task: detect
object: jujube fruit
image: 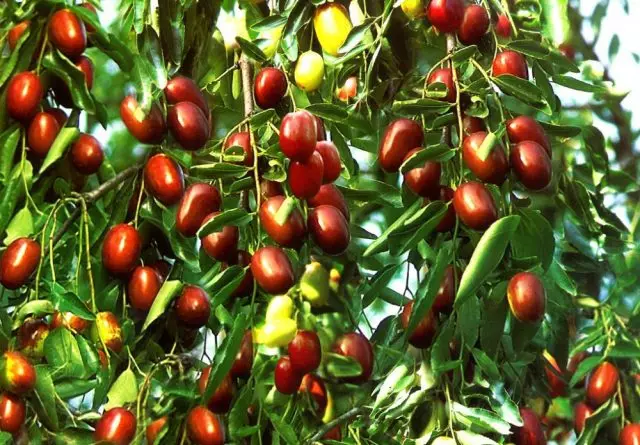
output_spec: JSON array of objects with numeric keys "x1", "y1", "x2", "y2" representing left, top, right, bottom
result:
[
  {"x1": 275, "y1": 356, "x2": 302, "y2": 394},
  {"x1": 378, "y1": 118, "x2": 424, "y2": 172},
  {"x1": 510, "y1": 141, "x2": 552, "y2": 190},
  {"x1": 230, "y1": 330, "x2": 253, "y2": 379},
  {"x1": 298, "y1": 373, "x2": 327, "y2": 414},
  {"x1": 323, "y1": 426, "x2": 342, "y2": 441},
  {"x1": 120, "y1": 96, "x2": 166, "y2": 144},
  {"x1": 186, "y1": 406, "x2": 225, "y2": 445},
  {"x1": 279, "y1": 110, "x2": 317, "y2": 161},
  {"x1": 308, "y1": 205, "x2": 351, "y2": 255},
  {"x1": 513, "y1": 407, "x2": 546, "y2": 445},
  {"x1": 27, "y1": 111, "x2": 61, "y2": 158},
  {"x1": 543, "y1": 353, "x2": 566, "y2": 398},
  {"x1": 199, "y1": 368, "x2": 235, "y2": 413},
  {"x1": 288, "y1": 330, "x2": 322, "y2": 375},
  {"x1": 250, "y1": 246, "x2": 295, "y2": 294},
  {"x1": 507, "y1": 272, "x2": 546, "y2": 323},
  {"x1": 288, "y1": 150, "x2": 324, "y2": 199},
  {"x1": 427, "y1": 0, "x2": 465, "y2": 33},
  {"x1": 0, "y1": 237, "x2": 41, "y2": 290},
  {"x1": 427, "y1": 68, "x2": 456, "y2": 102},
  {"x1": 167, "y1": 101, "x2": 210, "y2": 150},
  {"x1": 574, "y1": 402, "x2": 593, "y2": 435},
  {"x1": 259, "y1": 196, "x2": 306, "y2": 249},
  {"x1": 432, "y1": 265, "x2": 457, "y2": 313},
  {"x1": 492, "y1": 50, "x2": 529, "y2": 79},
  {"x1": 294, "y1": 51, "x2": 325, "y2": 92},
  {"x1": 401, "y1": 0, "x2": 424, "y2": 20},
  {"x1": 403, "y1": 148, "x2": 441, "y2": 198},
  {"x1": 143, "y1": 153, "x2": 185, "y2": 205},
  {"x1": 462, "y1": 115, "x2": 484, "y2": 135},
  {"x1": 8, "y1": 21, "x2": 29, "y2": 50},
  {"x1": 175, "y1": 285, "x2": 211, "y2": 328},
  {"x1": 93, "y1": 407, "x2": 136, "y2": 445},
  {"x1": 315, "y1": 141, "x2": 341, "y2": 183},
  {"x1": 400, "y1": 301, "x2": 438, "y2": 348},
  {"x1": 47, "y1": 108, "x2": 68, "y2": 127},
  {"x1": 308, "y1": 184, "x2": 350, "y2": 220},
  {"x1": 506, "y1": 116, "x2": 551, "y2": 156},
  {"x1": 0, "y1": 392, "x2": 25, "y2": 435},
  {"x1": 559, "y1": 43, "x2": 575, "y2": 60},
  {"x1": 48, "y1": 9, "x2": 87, "y2": 58},
  {"x1": 453, "y1": 181, "x2": 498, "y2": 230},
  {"x1": 17, "y1": 318, "x2": 49, "y2": 358},
  {"x1": 201, "y1": 212, "x2": 239, "y2": 263},
  {"x1": 91, "y1": 312, "x2": 123, "y2": 353},
  {"x1": 102, "y1": 224, "x2": 141, "y2": 276},
  {"x1": 586, "y1": 362, "x2": 619, "y2": 408},
  {"x1": 50, "y1": 311, "x2": 89, "y2": 333},
  {"x1": 6, "y1": 72, "x2": 43, "y2": 122},
  {"x1": 313, "y1": 3, "x2": 352, "y2": 56},
  {"x1": 127, "y1": 266, "x2": 163, "y2": 311},
  {"x1": 332, "y1": 332, "x2": 374, "y2": 383},
  {"x1": 462, "y1": 131, "x2": 509, "y2": 185},
  {"x1": 224, "y1": 131, "x2": 254, "y2": 166},
  {"x1": 337, "y1": 76, "x2": 358, "y2": 101},
  {"x1": 164, "y1": 75, "x2": 209, "y2": 115},
  {"x1": 0, "y1": 351, "x2": 36, "y2": 394},
  {"x1": 620, "y1": 424, "x2": 640, "y2": 445},
  {"x1": 70, "y1": 133, "x2": 104, "y2": 175},
  {"x1": 75, "y1": 55, "x2": 94, "y2": 89},
  {"x1": 175, "y1": 183, "x2": 221, "y2": 237},
  {"x1": 231, "y1": 250, "x2": 254, "y2": 299},
  {"x1": 428, "y1": 186, "x2": 456, "y2": 232},
  {"x1": 260, "y1": 179, "x2": 284, "y2": 201},
  {"x1": 254, "y1": 67, "x2": 287, "y2": 109},
  {"x1": 314, "y1": 115, "x2": 326, "y2": 141},
  {"x1": 146, "y1": 416, "x2": 168, "y2": 444},
  {"x1": 457, "y1": 5, "x2": 489, "y2": 45},
  {"x1": 495, "y1": 14, "x2": 511, "y2": 38}
]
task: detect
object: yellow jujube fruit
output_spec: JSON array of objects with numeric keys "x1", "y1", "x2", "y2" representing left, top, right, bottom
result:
[
  {"x1": 400, "y1": 0, "x2": 424, "y2": 20},
  {"x1": 294, "y1": 51, "x2": 325, "y2": 92},
  {"x1": 300, "y1": 262, "x2": 330, "y2": 307},
  {"x1": 266, "y1": 295, "x2": 294, "y2": 321},
  {"x1": 313, "y1": 3, "x2": 352, "y2": 56},
  {"x1": 254, "y1": 318, "x2": 297, "y2": 347}
]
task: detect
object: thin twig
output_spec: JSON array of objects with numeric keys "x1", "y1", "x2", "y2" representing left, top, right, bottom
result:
[{"x1": 305, "y1": 407, "x2": 368, "y2": 444}]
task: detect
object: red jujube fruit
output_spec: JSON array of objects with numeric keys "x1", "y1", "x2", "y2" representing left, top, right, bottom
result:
[
  {"x1": 164, "y1": 75, "x2": 209, "y2": 115},
  {"x1": 288, "y1": 330, "x2": 322, "y2": 375},
  {"x1": 620, "y1": 424, "x2": 640, "y2": 445},
  {"x1": 308, "y1": 184, "x2": 350, "y2": 220},
  {"x1": 0, "y1": 238, "x2": 41, "y2": 290},
  {"x1": 175, "y1": 285, "x2": 211, "y2": 328},
  {"x1": 574, "y1": 402, "x2": 593, "y2": 436},
  {"x1": 453, "y1": 181, "x2": 498, "y2": 230},
  {"x1": 70, "y1": 133, "x2": 104, "y2": 175},
  {"x1": 8, "y1": 21, "x2": 29, "y2": 50},
  {"x1": 462, "y1": 131, "x2": 509, "y2": 185},
  {"x1": 506, "y1": 116, "x2": 551, "y2": 156},
  {"x1": 462, "y1": 115, "x2": 485, "y2": 135},
  {"x1": 201, "y1": 212, "x2": 239, "y2": 263},
  {"x1": 0, "y1": 352, "x2": 36, "y2": 394},
  {"x1": 101, "y1": 224, "x2": 141, "y2": 276},
  {"x1": 254, "y1": 67, "x2": 287, "y2": 109},
  {"x1": 259, "y1": 196, "x2": 306, "y2": 249},
  {"x1": 48, "y1": 9, "x2": 87, "y2": 58},
  {"x1": 120, "y1": 96, "x2": 166, "y2": 144},
  {"x1": 308, "y1": 205, "x2": 351, "y2": 255},
  {"x1": 230, "y1": 330, "x2": 253, "y2": 379},
  {"x1": 93, "y1": 408, "x2": 136, "y2": 445},
  {"x1": 199, "y1": 367, "x2": 235, "y2": 413},
  {"x1": 332, "y1": 332, "x2": 374, "y2": 383},
  {"x1": 0, "y1": 392, "x2": 26, "y2": 435},
  {"x1": 492, "y1": 50, "x2": 529, "y2": 79},
  {"x1": 403, "y1": 148, "x2": 441, "y2": 198},
  {"x1": 510, "y1": 141, "x2": 552, "y2": 190},
  {"x1": 175, "y1": 183, "x2": 221, "y2": 237},
  {"x1": 6, "y1": 72, "x2": 43, "y2": 122},
  {"x1": 400, "y1": 301, "x2": 438, "y2": 348},
  {"x1": 298, "y1": 374, "x2": 328, "y2": 414},
  {"x1": 507, "y1": 272, "x2": 546, "y2": 323},
  {"x1": 279, "y1": 110, "x2": 317, "y2": 161},
  {"x1": 127, "y1": 266, "x2": 163, "y2": 311},
  {"x1": 432, "y1": 265, "x2": 457, "y2": 313},
  {"x1": 586, "y1": 362, "x2": 619, "y2": 408},
  {"x1": 250, "y1": 246, "x2": 295, "y2": 294},
  {"x1": 167, "y1": 101, "x2": 210, "y2": 150},
  {"x1": 378, "y1": 118, "x2": 424, "y2": 172},
  {"x1": 513, "y1": 407, "x2": 546, "y2": 445},
  {"x1": 146, "y1": 417, "x2": 168, "y2": 444},
  {"x1": 275, "y1": 356, "x2": 302, "y2": 394},
  {"x1": 231, "y1": 250, "x2": 254, "y2": 299},
  {"x1": 495, "y1": 15, "x2": 511, "y2": 38},
  {"x1": 288, "y1": 151, "x2": 324, "y2": 199},
  {"x1": 224, "y1": 131, "x2": 254, "y2": 166},
  {"x1": 427, "y1": 0, "x2": 465, "y2": 33},
  {"x1": 27, "y1": 112, "x2": 60, "y2": 158},
  {"x1": 144, "y1": 153, "x2": 185, "y2": 205},
  {"x1": 315, "y1": 141, "x2": 341, "y2": 183},
  {"x1": 457, "y1": 5, "x2": 490, "y2": 45},
  {"x1": 427, "y1": 68, "x2": 456, "y2": 102},
  {"x1": 186, "y1": 406, "x2": 225, "y2": 445}
]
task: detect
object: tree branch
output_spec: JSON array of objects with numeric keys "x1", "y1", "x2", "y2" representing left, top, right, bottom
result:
[
  {"x1": 305, "y1": 406, "x2": 368, "y2": 444},
  {"x1": 239, "y1": 55, "x2": 254, "y2": 118}
]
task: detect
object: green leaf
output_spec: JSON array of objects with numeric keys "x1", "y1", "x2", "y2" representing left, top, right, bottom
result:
[
  {"x1": 264, "y1": 411, "x2": 298, "y2": 445},
  {"x1": 399, "y1": 144, "x2": 453, "y2": 173},
  {"x1": 251, "y1": 15, "x2": 287, "y2": 32},
  {"x1": 105, "y1": 368, "x2": 138, "y2": 410},
  {"x1": 458, "y1": 295, "x2": 480, "y2": 349},
  {"x1": 506, "y1": 40, "x2": 550, "y2": 59},
  {"x1": 250, "y1": 109, "x2": 276, "y2": 126},
  {"x1": 511, "y1": 208, "x2": 554, "y2": 271},
  {"x1": 48, "y1": 283, "x2": 95, "y2": 321},
  {"x1": 283, "y1": 1, "x2": 312, "y2": 40},
  {"x1": 362, "y1": 263, "x2": 402, "y2": 308},
  {"x1": 39, "y1": 128, "x2": 80, "y2": 174},
  {"x1": 44, "y1": 328, "x2": 85, "y2": 379},
  {"x1": 363, "y1": 200, "x2": 421, "y2": 256},
  {"x1": 13, "y1": 300, "x2": 55, "y2": 329},
  {"x1": 338, "y1": 18, "x2": 376, "y2": 54},
  {"x1": 492, "y1": 75, "x2": 546, "y2": 106},
  {"x1": 471, "y1": 348, "x2": 500, "y2": 381},
  {"x1": 0, "y1": 164, "x2": 26, "y2": 235},
  {"x1": 582, "y1": 126, "x2": 608, "y2": 179},
  {"x1": 190, "y1": 162, "x2": 250, "y2": 179},
  {"x1": 451, "y1": 402, "x2": 512, "y2": 435},
  {"x1": 0, "y1": 125, "x2": 20, "y2": 185},
  {"x1": 552, "y1": 75, "x2": 608, "y2": 94},
  {"x1": 0, "y1": 26, "x2": 36, "y2": 87},
  {"x1": 305, "y1": 103, "x2": 349, "y2": 122},
  {"x1": 236, "y1": 37, "x2": 268, "y2": 62},
  {"x1": 142, "y1": 280, "x2": 184, "y2": 331},
  {"x1": 197, "y1": 209, "x2": 252, "y2": 237},
  {"x1": 33, "y1": 365, "x2": 59, "y2": 430},
  {"x1": 203, "y1": 265, "x2": 246, "y2": 309},
  {"x1": 3, "y1": 206, "x2": 33, "y2": 245},
  {"x1": 452, "y1": 45, "x2": 479, "y2": 63},
  {"x1": 338, "y1": 179, "x2": 402, "y2": 209},
  {"x1": 391, "y1": 98, "x2": 452, "y2": 114},
  {"x1": 42, "y1": 51, "x2": 97, "y2": 114},
  {"x1": 569, "y1": 355, "x2": 602, "y2": 388},
  {"x1": 325, "y1": 352, "x2": 363, "y2": 378},
  {"x1": 56, "y1": 379, "x2": 97, "y2": 400},
  {"x1": 455, "y1": 216, "x2": 521, "y2": 307},
  {"x1": 540, "y1": 0, "x2": 570, "y2": 46},
  {"x1": 577, "y1": 400, "x2": 620, "y2": 445}
]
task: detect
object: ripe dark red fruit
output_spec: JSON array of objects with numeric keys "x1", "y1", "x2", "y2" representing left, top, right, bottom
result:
[
  {"x1": 231, "y1": 330, "x2": 253, "y2": 379},
  {"x1": 0, "y1": 351, "x2": 36, "y2": 394},
  {"x1": 231, "y1": 250, "x2": 254, "y2": 298},
  {"x1": 495, "y1": 14, "x2": 511, "y2": 38},
  {"x1": 403, "y1": 148, "x2": 441, "y2": 198},
  {"x1": 127, "y1": 266, "x2": 163, "y2": 311},
  {"x1": 298, "y1": 374, "x2": 327, "y2": 414},
  {"x1": 48, "y1": 9, "x2": 87, "y2": 58},
  {"x1": 510, "y1": 141, "x2": 552, "y2": 190},
  {"x1": 199, "y1": 368, "x2": 235, "y2": 413},
  {"x1": 143, "y1": 154, "x2": 185, "y2": 205},
  {"x1": 492, "y1": 50, "x2": 528, "y2": 79},
  {"x1": 259, "y1": 196, "x2": 306, "y2": 249},
  {"x1": 50, "y1": 311, "x2": 89, "y2": 333},
  {"x1": 186, "y1": 406, "x2": 225, "y2": 445},
  {"x1": 308, "y1": 184, "x2": 350, "y2": 220},
  {"x1": 558, "y1": 43, "x2": 576, "y2": 60},
  {"x1": 70, "y1": 133, "x2": 104, "y2": 174},
  {"x1": 47, "y1": 108, "x2": 68, "y2": 127},
  {"x1": 176, "y1": 183, "x2": 221, "y2": 237},
  {"x1": 333, "y1": 333, "x2": 374, "y2": 383},
  {"x1": 91, "y1": 312, "x2": 123, "y2": 352},
  {"x1": 513, "y1": 407, "x2": 546, "y2": 445},
  {"x1": 224, "y1": 132, "x2": 254, "y2": 167},
  {"x1": 289, "y1": 150, "x2": 324, "y2": 199},
  {"x1": 164, "y1": 76, "x2": 209, "y2": 115},
  {"x1": 507, "y1": 272, "x2": 546, "y2": 323},
  {"x1": 462, "y1": 115, "x2": 484, "y2": 135},
  {"x1": 433, "y1": 265, "x2": 457, "y2": 313},
  {"x1": 102, "y1": 224, "x2": 141, "y2": 276},
  {"x1": 400, "y1": 301, "x2": 438, "y2": 348},
  {"x1": 458, "y1": 5, "x2": 490, "y2": 45},
  {"x1": 75, "y1": 55, "x2": 94, "y2": 89},
  {"x1": 254, "y1": 67, "x2": 287, "y2": 109},
  {"x1": 315, "y1": 141, "x2": 341, "y2": 183},
  {"x1": 0, "y1": 392, "x2": 25, "y2": 435},
  {"x1": 17, "y1": 318, "x2": 49, "y2": 358},
  {"x1": 323, "y1": 426, "x2": 342, "y2": 441},
  {"x1": 378, "y1": 118, "x2": 424, "y2": 172},
  {"x1": 574, "y1": 402, "x2": 593, "y2": 435},
  {"x1": 120, "y1": 96, "x2": 166, "y2": 144},
  {"x1": 308, "y1": 205, "x2": 351, "y2": 255},
  {"x1": 462, "y1": 131, "x2": 509, "y2": 185},
  {"x1": 201, "y1": 212, "x2": 239, "y2": 263},
  {"x1": 8, "y1": 21, "x2": 29, "y2": 50},
  {"x1": 620, "y1": 424, "x2": 640, "y2": 445},
  {"x1": 586, "y1": 362, "x2": 619, "y2": 408},
  {"x1": 27, "y1": 112, "x2": 60, "y2": 158},
  {"x1": 94, "y1": 408, "x2": 136, "y2": 445},
  {"x1": 168, "y1": 101, "x2": 210, "y2": 150},
  {"x1": 314, "y1": 116, "x2": 326, "y2": 141},
  {"x1": 146, "y1": 416, "x2": 167, "y2": 444},
  {"x1": 453, "y1": 181, "x2": 498, "y2": 230},
  {"x1": 544, "y1": 354, "x2": 566, "y2": 398},
  {"x1": 427, "y1": 68, "x2": 456, "y2": 102},
  {"x1": 250, "y1": 246, "x2": 295, "y2": 294},
  {"x1": 6, "y1": 72, "x2": 43, "y2": 122},
  {"x1": 506, "y1": 116, "x2": 551, "y2": 156},
  {"x1": 175, "y1": 285, "x2": 211, "y2": 328},
  {"x1": 260, "y1": 179, "x2": 284, "y2": 201},
  {"x1": 427, "y1": 0, "x2": 465, "y2": 33},
  {"x1": 0, "y1": 238, "x2": 41, "y2": 290},
  {"x1": 275, "y1": 356, "x2": 303, "y2": 394},
  {"x1": 427, "y1": 186, "x2": 456, "y2": 232},
  {"x1": 288, "y1": 330, "x2": 322, "y2": 375},
  {"x1": 279, "y1": 110, "x2": 317, "y2": 161}
]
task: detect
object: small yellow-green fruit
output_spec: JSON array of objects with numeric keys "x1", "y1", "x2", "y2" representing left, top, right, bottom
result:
[
  {"x1": 401, "y1": 0, "x2": 424, "y2": 20},
  {"x1": 313, "y1": 3, "x2": 353, "y2": 56},
  {"x1": 294, "y1": 51, "x2": 325, "y2": 92},
  {"x1": 300, "y1": 262, "x2": 330, "y2": 307},
  {"x1": 266, "y1": 295, "x2": 294, "y2": 321},
  {"x1": 329, "y1": 268, "x2": 340, "y2": 292},
  {"x1": 254, "y1": 319, "x2": 297, "y2": 347}
]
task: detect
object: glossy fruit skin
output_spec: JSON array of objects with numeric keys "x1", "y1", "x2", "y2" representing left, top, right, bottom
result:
[
  {"x1": 298, "y1": 373, "x2": 327, "y2": 414},
  {"x1": 259, "y1": 196, "x2": 306, "y2": 249},
  {"x1": 50, "y1": 311, "x2": 89, "y2": 333},
  {"x1": 495, "y1": 14, "x2": 511, "y2": 38},
  {"x1": 429, "y1": 186, "x2": 456, "y2": 232},
  {"x1": 313, "y1": 3, "x2": 352, "y2": 56},
  {"x1": 91, "y1": 312, "x2": 123, "y2": 352},
  {"x1": 8, "y1": 21, "x2": 29, "y2": 50},
  {"x1": 0, "y1": 351, "x2": 36, "y2": 394},
  {"x1": 337, "y1": 76, "x2": 358, "y2": 101},
  {"x1": 574, "y1": 402, "x2": 593, "y2": 435},
  {"x1": 403, "y1": 148, "x2": 441, "y2": 198},
  {"x1": 186, "y1": 406, "x2": 225, "y2": 445},
  {"x1": 462, "y1": 115, "x2": 484, "y2": 135},
  {"x1": 250, "y1": 246, "x2": 295, "y2": 294},
  {"x1": 120, "y1": 96, "x2": 166, "y2": 144},
  {"x1": 27, "y1": 112, "x2": 60, "y2": 158},
  {"x1": 308, "y1": 184, "x2": 349, "y2": 220},
  {"x1": 146, "y1": 417, "x2": 167, "y2": 444},
  {"x1": 47, "y1": 108, "x2": 68, "y2": 127},
  {"x1": 458, "y1": 5, "x2": 489, "y2": 45},
  {"x1": 428, "y1": 68, "x2": 456, "y2": 103},
  {"x1": 378, "y1": 118, "x2": 424, "y2": 172},
  {"x1": 70, "y1": 133, "x2": 103, "y2": 174},
  {"x1": 202, "y1": 212, "x2": 239, "y2": 263},
  {"x1": 48, "y1": 9, "x2": 87, "y2": 58},
  {"x1": 513, "y1": 407, "x2": 546, "y2": 445},
  {"x1": 260, "y1": 180, "x2": 284, "y2": 201},
  {"x1": 143, "y1": 154, "x2": 185, "y2": 205},
  {"x1": 586, "y1": 362, "x2": 619, "y2": 408},
  {"x1": 254, "y1": 67, "x2": 287, "y2": 109},
  {"x1": 231, "y1": 330, "x2": 253, "y2": 379},
  {"x1": 164, "y1": 76, "x2": 209, "y2": 115},
  {"x1": 295, "y1": 51, "x2": 325, "y2": 92},
  {"x1": 6, "y1": 72, "x2": 43, "y2": 122},
  {"x1": 462, "y1": 131, "x2": 509, "y2": 185},
  {"x1": 506, "y1": 116, "x2": 551, "y2": 156},
  {"x1": 279, "y1": 110, "x2": 317, "y2": 161},
  {"x1": 102, "y1": 224, "x2": 141, "y2": 276},
  {"x1": 544, "y1": 354, "x2": 566, "y2": 398},
  {"x1": 493, "y1": 50, "x2": 528, "y2": 79},
  {"x1": 0, "y1": 392, "x2": 25, "y2": 435},
  {"x1": 289, "y1": 151, "x2": 324, "y2": 199},
  {"x1": 17, "y1": 318, "x2": 49, "y2": 358},
  {"x1": 199, "y1": 368, "x2": 235, "y2": 413},
  {"x1": 0, "y1": 238, "x2": 41, "y2": 290},
  {"x1": 433, "y1": 265, "x2": 457, "y2": 313},
  {"x1": 400, "y1": 301, "x2": 438, "y2": 348},
  {"x1": 168, "y1": 101, "x2": 210, "y2": 150},
  {"x1": 507, "y1": 272, "x2": 546, "y2": 323},
  {"x1": 176, "y1": 183, "x2": 221, "y2": 237},
  {"x1": 510, "y1": 141, "x2": 552, "y2": 190},
  {"x1": 315, "y1": 141, "x2": 341, "y2": 183},
  {"x1": 333, "y1": 333, "x2": 374, "y2": 383},
  {"x1": 620, "y1": 424, "x2": 640, "y2": 445},
  {"x1": 275, "y1": 356, "x2": 303, "y2": 394},
  {"x1": 453, "y1": 182, "x2": 498, "y2": 230},
  {"x1": 224, "y1": 132, "x2": 254, "y2": 167},
  {"x1": 308, "y1": 205, "x2": 350, "y2": 255},
  {"x1": 175, "y1": 285, "x2": 211, "y2": 328},
  {"x1": 75, "y1": 55, "x2": 94, "y2": 89},
  {"x1": 427, "y1": 0, "x2": 465, "y2": 33},
  {"x1": 94, "y1": 407, "x2": 136, "y2": 445},
  {"x1": 127, "y1": 266, "x2": 163, "y2": 311},
  {"x1": 288, "y1": 330, "x2": 322, "y2": 375}
]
